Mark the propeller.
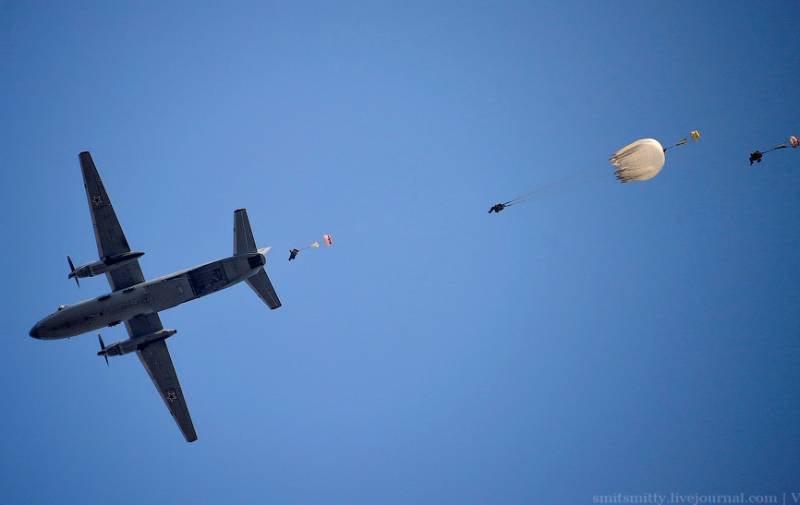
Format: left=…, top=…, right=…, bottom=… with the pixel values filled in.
left=67, top=256, right=80, bottom=287
left=97, top=334, right=108, bottom=366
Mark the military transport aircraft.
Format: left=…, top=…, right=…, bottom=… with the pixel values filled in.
left=29, top=152, right=281, bottom=442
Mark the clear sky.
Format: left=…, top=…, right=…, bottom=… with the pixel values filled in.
left=1, top=1, right=798, bottom=503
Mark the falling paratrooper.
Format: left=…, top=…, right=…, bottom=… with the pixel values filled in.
left=488, top=203, right=506, bottom=214
left=609, top=130, right=701, bottom=183
left=749, top=135, right=799, bottom=166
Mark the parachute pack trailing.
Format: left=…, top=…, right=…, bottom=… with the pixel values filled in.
left=609, top=130, right=701, bottom=183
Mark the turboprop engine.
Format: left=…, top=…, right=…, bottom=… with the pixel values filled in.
left=67, top=251, right=145, bottom=286
left=97, top=329, right=177, bottom=364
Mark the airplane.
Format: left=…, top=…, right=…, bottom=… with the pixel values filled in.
left=29, top=151, right=282, bottom=442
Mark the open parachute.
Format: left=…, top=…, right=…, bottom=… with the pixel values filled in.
left=609, top=130, right=701, bottom=183
left=749, top=134, right=799, bottom=165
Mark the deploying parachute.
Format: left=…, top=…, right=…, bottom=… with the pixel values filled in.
left=288, top=234, right=333, bottom=261
left=749, top=134, right=799, bottom=165
left=609, top=130, right=701, bottom=183
left=488, top=129, right=702, bottom=213
left=609, top=138, right=665, bottom=183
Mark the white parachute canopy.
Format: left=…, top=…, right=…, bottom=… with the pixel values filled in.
left=609, top=138, right=665, bottom=183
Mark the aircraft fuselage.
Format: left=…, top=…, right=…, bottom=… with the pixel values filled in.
left=31, top=252, right=266, bottom=340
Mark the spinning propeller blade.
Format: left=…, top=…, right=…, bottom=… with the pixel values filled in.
left=67, top=256, right=80, bottom=287
left=97, top=334, right=108, bottom=366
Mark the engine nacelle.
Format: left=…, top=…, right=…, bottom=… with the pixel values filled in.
left=99, top=328, right=177, bottom=358
left=70, top=251, right=145, bottom=280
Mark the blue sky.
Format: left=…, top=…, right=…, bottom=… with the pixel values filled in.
left=1, top=1, right=798, bottom=503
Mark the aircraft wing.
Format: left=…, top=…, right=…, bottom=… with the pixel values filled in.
left=79, top=151, right=144, bottom=291
left=127, top=313, right=198, bottom=442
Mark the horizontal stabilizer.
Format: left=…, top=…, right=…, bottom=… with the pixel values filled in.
left=246, top=270, right=281, bottom=310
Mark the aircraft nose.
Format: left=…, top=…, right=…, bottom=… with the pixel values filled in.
left=29, top=323, right=42, bottom=339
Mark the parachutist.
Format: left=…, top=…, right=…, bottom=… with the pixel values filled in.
left=288, top=248, right=300, bottom=261
left=749, top=151, right=763, bottom=165
left=488, top=203, right=506, bottom=214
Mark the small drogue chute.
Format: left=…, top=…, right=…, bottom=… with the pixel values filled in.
left=749, top=135, right=799, bottom=165
left=609, top=130, right=701, bottom=183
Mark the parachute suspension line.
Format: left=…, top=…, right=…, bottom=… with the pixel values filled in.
left=503, top=166, right=596, bottom=207
left=298, top=241, right=321, bottom=251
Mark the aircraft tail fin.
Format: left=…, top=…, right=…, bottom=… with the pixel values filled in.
left=233, top=208, right=257, bottom=255
left=234, top=209, right=282, bottom=310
